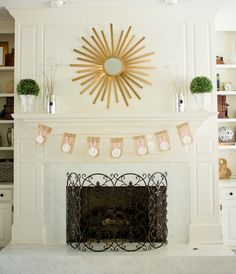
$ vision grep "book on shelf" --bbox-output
[218,142,236,146]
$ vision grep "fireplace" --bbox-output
[66,172,168,252]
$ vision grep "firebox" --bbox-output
[66,172,168,252]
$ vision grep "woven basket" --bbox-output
[0,160,13,182]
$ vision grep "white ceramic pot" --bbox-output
[194,93,210,111]
[19,95,36,113]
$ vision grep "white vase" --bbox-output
[19,95,36,113]
[194,93,211,111]
[46,94,56,114]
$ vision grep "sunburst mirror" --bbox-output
[70,24,155,108]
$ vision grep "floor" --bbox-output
[0,244,236,274]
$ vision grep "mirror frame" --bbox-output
[70,24,155,108]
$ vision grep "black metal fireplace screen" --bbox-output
[66,172,168,252]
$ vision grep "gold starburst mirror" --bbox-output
[70,24,155,108]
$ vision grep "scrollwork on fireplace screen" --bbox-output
[66,172,168,252]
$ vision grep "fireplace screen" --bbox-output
[66,172,168,252]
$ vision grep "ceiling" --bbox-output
[0,0,234,21]
[0,0,234,7]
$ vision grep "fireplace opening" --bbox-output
[66,172,168,252]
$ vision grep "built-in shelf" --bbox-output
[216,64,236,69]
[218,145,236,150]
[218,118,236,123]
[0,66,14,71]
[217,91,236,95]
[0,147,13,151]
[0,183,13,188]
[219,179,236,187]
[0,120,14,124]
[0,93,14,97]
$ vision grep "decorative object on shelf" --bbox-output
[0,104,6,119]
[223,82,233,91]
[5,80,14,94]
[5,48,14,67]
[167,64,185,112]
[70,24,155,108]
[6,128,12,147]
[111,138,123,159]
[155,130,170,152]
[88,137,100,157]
[10,128,14,146]
[61,133,76,153]
[177,122,193,145]
[35,124,52,145]
[44,58,59,114]
[175,92,185,112]
[216,56,225,64]
[216,73,220,91]
[219,158,231,179]
[17,79,40,113]
[0,42,8,66]
[218,127,234,143]
[217,95,229,119]
[134,135,148,156]
[0,159,13,182]
[5,97,14,120]
[46,94,56,114]
[190,76,213,111]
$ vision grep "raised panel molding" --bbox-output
[196,162,215,218]
[19,163,37,217]
[18,24,37,80]
[196,138,213,155]
[19,139,36,159]
[192,22,212,76]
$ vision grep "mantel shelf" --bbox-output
[12,112,215,133]
[12,112,216,123]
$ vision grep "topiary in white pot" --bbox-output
[190,76,213,111]
[17,79,40,112]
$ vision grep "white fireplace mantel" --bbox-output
[9,0,222,246]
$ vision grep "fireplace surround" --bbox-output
[66,172,168,251]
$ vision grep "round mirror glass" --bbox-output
[104,58,123,76]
